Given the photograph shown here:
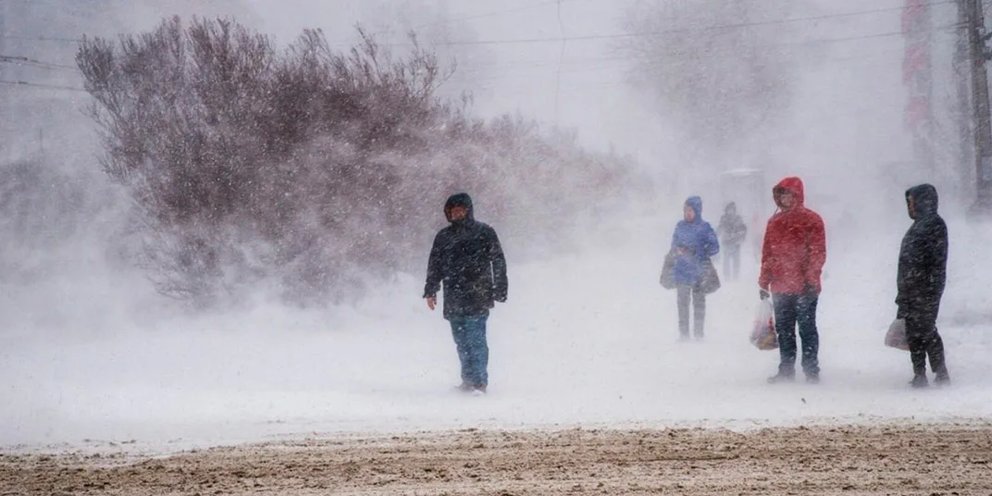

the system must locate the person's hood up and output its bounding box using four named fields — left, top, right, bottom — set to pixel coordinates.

left=684, top=196, right=703, bottom=222
left=444, top=192, right=474, bottom=222
left=724, top=202, right=737, bottom=215
left=906, top=183, right=938, bottom=219
left=773, top=176, right=805, bottom=210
